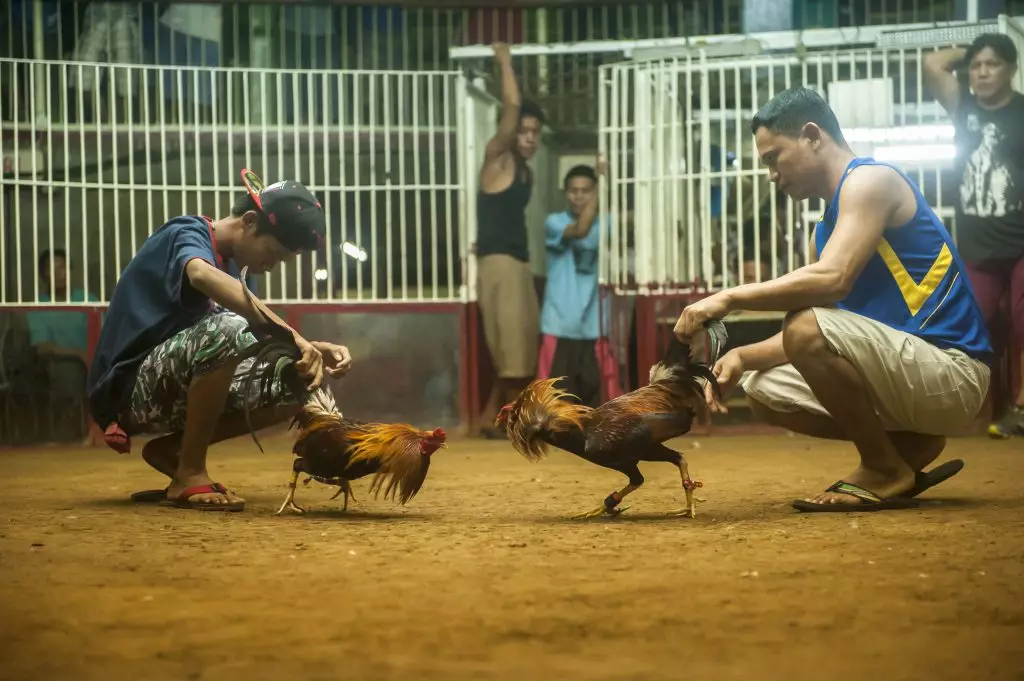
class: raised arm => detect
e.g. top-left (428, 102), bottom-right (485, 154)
top-left (561, 157), bottom-right (605, 240)
top-left (923, 47), bottom-right (967, 116)
top-left (483, 43), bottom-right (521, 164)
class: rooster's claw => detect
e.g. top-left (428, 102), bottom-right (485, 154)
top-left (570, 505), bottom-right (629, 520)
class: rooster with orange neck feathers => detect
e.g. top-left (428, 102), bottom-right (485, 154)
top-left (496, 322), bottom-right (727, 519)
top-left (235, 267), bottom-right (446, 515)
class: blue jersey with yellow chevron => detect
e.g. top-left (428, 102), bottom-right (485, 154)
top-left (814, 157), bottom-right (992, 362)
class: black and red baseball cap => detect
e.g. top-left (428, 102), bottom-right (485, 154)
top-left (240, 168), bottom-right (325, 253)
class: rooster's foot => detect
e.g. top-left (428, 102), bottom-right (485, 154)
top-left (275, 493), bottom-right (307, 515)
top-left (570, 505), bottom-right (629, 520)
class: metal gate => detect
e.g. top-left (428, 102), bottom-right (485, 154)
top-left (599, 18), bottom-right (1023, 295)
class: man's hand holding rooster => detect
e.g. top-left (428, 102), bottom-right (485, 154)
top-left (313, 341), bottom-right (354, 378)
top-left (703, 350), bottom-right (745, 414)
top-left (674, 291), bottom-right (732, 340)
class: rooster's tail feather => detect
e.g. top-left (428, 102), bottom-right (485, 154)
top-left (345, 424), bottom-right (436, 504)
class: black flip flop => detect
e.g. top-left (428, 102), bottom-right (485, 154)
top-left (900, 459), bottom-right (964, 499)
top-left (792, 480), bottom-right (920, 513)
top-left (130, 488), bottom-right (168, 503)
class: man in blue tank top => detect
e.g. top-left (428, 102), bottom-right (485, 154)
top-left (675, 87), bottom-right (992, 513)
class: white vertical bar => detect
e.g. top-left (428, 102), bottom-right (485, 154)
top-left (412, 72), bottom-right (423, 297)
top-left (176, 70), bottom-right (186, 230)
top-left (784, 60), bottom-right (794, 275)
top-left (369, 72), bottom-right (379, 301)
top-left (308, 69), bottom-right (319, 301)
top-left (353, 73), bottom-right (363, 301)
top-left (259, 70), bottom-right (271, 298)
top-left (29, 59), bottom-right (39, 303)
top-left (193, 67), bottom-right (202, 216)
top-left (159, 63), bottom-right (169, 232)
top-left (749, 60), bottom-right (760, 286)
top-left (141, 62), bottom-right (152, 245)
top-left (45, 62), bottom-right (55, 301)
top-left (670, 58), bottom-right (681, 291)
top-left (653, 61), bottom-right (666, 286)
top-left (455, 75), bottom-right (469, 302)
top-left (699, 52), bottom-right (712, 289)
top-left (113, 65), bottom-right (123, 283)
top-left (443, 75), bottom-right (455, 300)
top-left (398, 72), bottom-right (409, 298)
top-left (12, 61), bottom-right (21, 302)
top-left (320, 71), bottom-right (332, 301)
top-left (383, 71), bottom-right (394, 300)
top-left (127, 66), bottom-right (138, 256)
top-left (684, 57), bottom-right (695, 287)
top-left (294, 66), bottom-right (305, 300)
top-left (717, 62), bottom-right (727, 289)
top-left (77, 64), bottom-right (89, 301)
top-left (95, 65), bottom-right (105, 301)
top-left (338, 72), bottom-right (349, 300)
top-left (276, 70), bottom-right (286, 300)
top-left (213, 69), bottom-right (222, 229)
top-left (427, 73), bottom-right (439, 300)
top-left (767, 61), bottom-right (777, 282)
top-left (734, 63), bottom-right (744, 286)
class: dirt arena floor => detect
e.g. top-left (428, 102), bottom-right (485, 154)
top-left (1, 431), bottom-right (1022, 681)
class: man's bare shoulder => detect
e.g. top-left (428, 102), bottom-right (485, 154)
top-left (839, 163), bottom-right (913, 217)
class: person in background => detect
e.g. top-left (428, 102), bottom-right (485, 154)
top-left (475, 43), bottom-right (543, 438)
top-left (26, 249), bottom-right (98, 442)
top-left (924, 33), bottom-right (1024, 439)
top-left (536, 162), bottom-right (621, 408)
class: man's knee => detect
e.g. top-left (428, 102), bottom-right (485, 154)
top-left (782, 308), bottom-right (828, 360)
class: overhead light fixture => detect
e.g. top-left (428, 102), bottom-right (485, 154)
top-left (314, 268), bottom-right (329, 282)
top-left (873, 144), bottom-right (957, 163)
top-left (875, 21), bottom-right (998, 49)
top-left (844, 124), bottom-right (955, 144)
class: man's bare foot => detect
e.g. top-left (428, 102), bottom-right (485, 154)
top-left (165, 473), bottom-right (245, 508)
top-left (805, 464), bottom-right (916, 505)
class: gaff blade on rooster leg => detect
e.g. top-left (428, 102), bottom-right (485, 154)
top-left (276, 469), bottom-right (307, 515)
top-left (570, 483), bottom-right (640, 520)
top-left (668, 457), bottom-right (704, 518)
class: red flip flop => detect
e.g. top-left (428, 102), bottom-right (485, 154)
top-left (163, 483), bottom-right (245, 512)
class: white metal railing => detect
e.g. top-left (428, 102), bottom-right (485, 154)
top-left (0, 59), bottom-right (464, 305)
top-left (598, 43), bottom-right (988, 294)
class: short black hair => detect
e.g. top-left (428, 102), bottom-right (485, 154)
top-left (496, 99), bottom-right (547, 127)
top-left (230, 192), bottom-right (273, 233)
top-left (38, 248), bottom-right (67, 277)
top-left (750, 86), bottom-right (847, 146)
top-left (966, 33), bottom-right (1018, 66)
top-left (563, 165), bottom-right (597, 188)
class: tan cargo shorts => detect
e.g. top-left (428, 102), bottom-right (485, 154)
top-left (477, 254), bottom-right (540, 379)
top-left (741, 307), bottom-right (991, 436)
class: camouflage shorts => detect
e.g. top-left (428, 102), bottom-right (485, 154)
top-left (122, 309), bottom-right (295, 435)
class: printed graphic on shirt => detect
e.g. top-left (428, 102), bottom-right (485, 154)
top-left (960, 114), bottom-right (1024, 219)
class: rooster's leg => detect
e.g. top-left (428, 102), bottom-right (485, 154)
top-left (668, 456), bottom-right (704, 518)
top-left (276, 468), bottom-right (307, 515)
top-left (571, 482), bottom-right (640, 519)
top-left (572, 466), bottom-right (644, 519)
top-left (328, 479), bottom-right (355, 511)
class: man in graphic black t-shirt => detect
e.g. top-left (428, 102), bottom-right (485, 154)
top-left (925, 33), bottom-right (1024, 438)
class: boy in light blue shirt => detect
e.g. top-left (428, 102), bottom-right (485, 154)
top-left (537, 164), bottom-right (621, 407)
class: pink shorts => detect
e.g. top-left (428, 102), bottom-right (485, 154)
top-left (965, 259), bottom-right (1024, 344)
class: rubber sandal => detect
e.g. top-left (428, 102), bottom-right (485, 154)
top-left (162, 482), bottom-right (245, 512)
top-left (130, 488), bottom-right (168, 503)
top-left (792, 480), bottom-right (920, 513)
top-left (899, 459), bottom-right (964, 499)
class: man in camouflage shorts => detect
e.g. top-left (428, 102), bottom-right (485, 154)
top-left (88, 170), bottom-right (352, 512)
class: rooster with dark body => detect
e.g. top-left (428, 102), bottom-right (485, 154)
top-left (234, 267), bottom-right (446, 515)
top-left (496, 329), bottom-right (723, 519)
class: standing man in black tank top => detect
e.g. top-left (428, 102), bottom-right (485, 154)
top-left (475, 43), bottom-right (544, 437)
top-left (925, 33), bottom-right (1024, 438)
